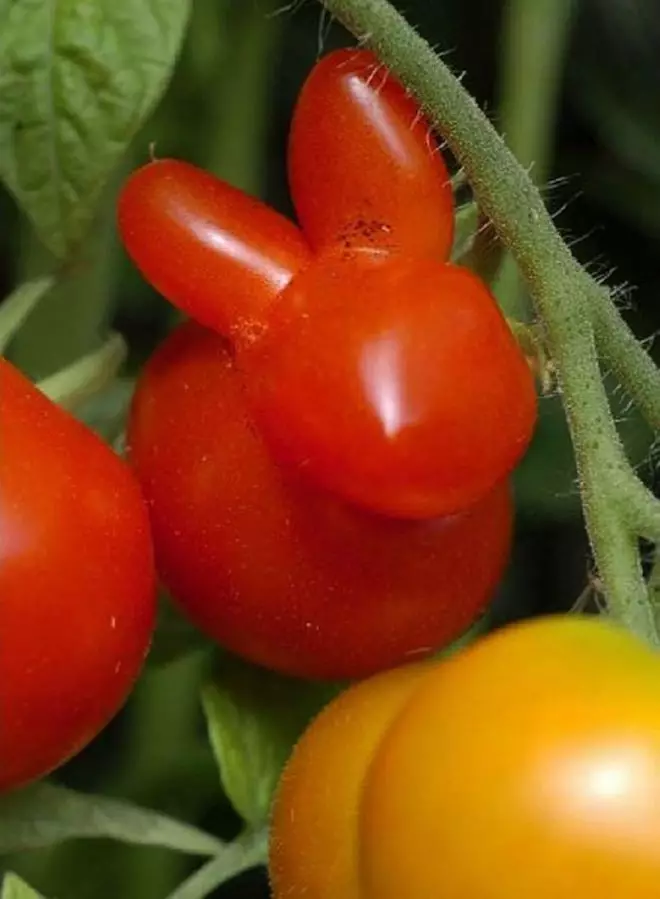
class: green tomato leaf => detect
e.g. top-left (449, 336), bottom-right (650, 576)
top-left (1, 874), bottom-right (47, 899)
top-left (0, 783), bottom-right (223, 855)
top-left (202, 657), bottom-right (342, 829)
top-left (0, 0), bottom-right (192, 258)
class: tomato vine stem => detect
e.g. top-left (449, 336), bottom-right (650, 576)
top-left (36, 333), bottom-right (127, 411)
top-left (165, 829), bottom-right (268, 899)
top-left (317, 0), bottom-right (660, 646)
top-left (589, 285), bottom-right (660, 432)
top-left (0, 276), bottom-right (54, 354)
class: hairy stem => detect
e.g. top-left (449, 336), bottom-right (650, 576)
top-left (590, 285), bottom-right (660, 432)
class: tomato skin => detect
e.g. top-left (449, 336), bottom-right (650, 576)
top-left (289, 49), bottom-right (454, 258)
top-left (270, 616), bottom-right (660, 899)
top-left (241, 249), bottom-right (537, 520)
top-left (127, 321), bottom-right (513, 680)
top-left (0, 361), bottom-right (156, 793)
top-left (117, 159), bottom-right (312, 337)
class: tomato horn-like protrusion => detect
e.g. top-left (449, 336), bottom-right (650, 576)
top-left (288, 49), bottom-right (455, 259)
top-left (118, 159), bottom-right (312, 339)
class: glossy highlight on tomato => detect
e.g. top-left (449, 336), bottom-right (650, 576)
top-left (241, 249), bottom-right (537, 519)
top-left (289, 48), bottom-right (455, 258)
top-left (118, 159), bottom-right (312, 337)
top-left (127, 321), bottom-right (513, 680)
top-left (0, 361), bottom-right (156, 793)
top-left (271, 616), bottom-right (660, 899)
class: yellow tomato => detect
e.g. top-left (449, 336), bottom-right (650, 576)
top-left (269, 615), bottom-right (660, 899)
top-left (269, 662), bottom-right (428, 899)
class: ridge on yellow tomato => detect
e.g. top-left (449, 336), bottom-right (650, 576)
top-left (270, 615), bottom-right (660, 899)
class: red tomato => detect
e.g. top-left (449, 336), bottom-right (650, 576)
top-left (289, 49), bottom-right (454, 258)
top-left (271, 616), bottom-right (660, 899)
top-left (127, 321), bottom-right (513, 680)
top-left (0, 361), bottom-right (155, 793)
top-left (241, 249), bottom-right (537, 520)
top-left (118, 159), bottom-right (312, 337)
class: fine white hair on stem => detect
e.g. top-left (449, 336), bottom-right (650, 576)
top-left (269, 0), bottom-right (308, 19)
top-left (316, 6), bottom-right (332, 55)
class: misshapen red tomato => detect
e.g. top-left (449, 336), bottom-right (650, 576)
top-left (117, 50), bottom-right (536, 522)
top-left (118, 159), bottom-right (312, 337)
top-left (241, 249), bottom-right (537, 520)
top-left (0, 361), bottom-right (156, 792)
top-left (127, 321), bottom-right (512, 680)
top-left (289, 49), bottom-right (454, 258)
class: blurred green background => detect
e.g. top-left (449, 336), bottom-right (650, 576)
top-left (2, 0), bottom-right (660, 896)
